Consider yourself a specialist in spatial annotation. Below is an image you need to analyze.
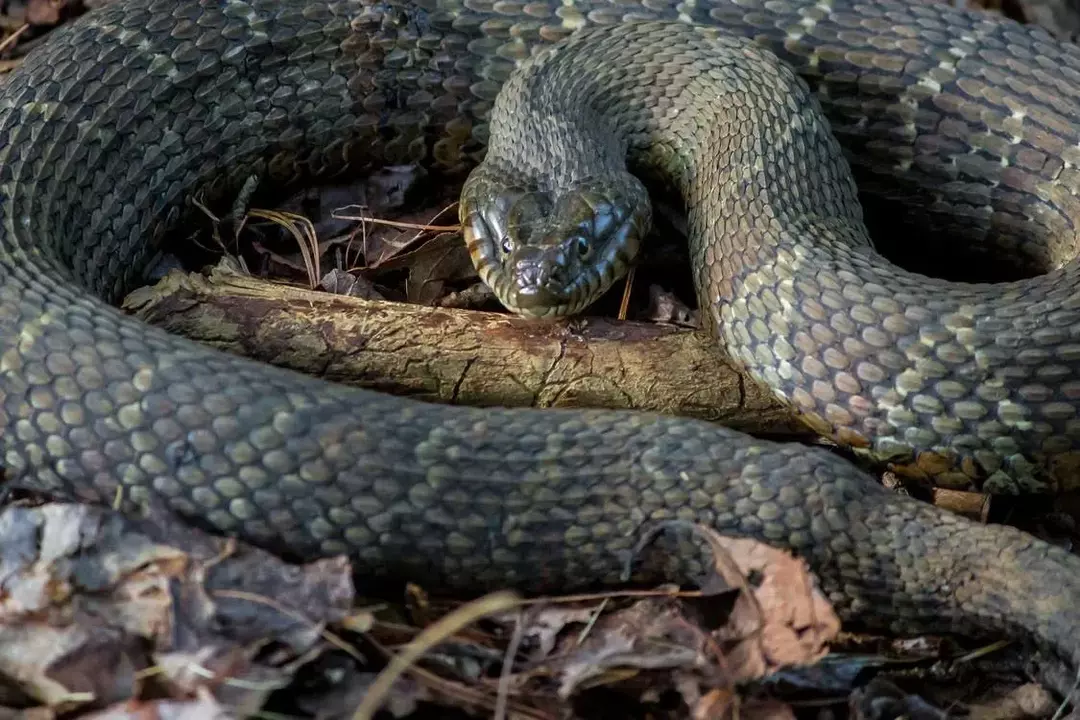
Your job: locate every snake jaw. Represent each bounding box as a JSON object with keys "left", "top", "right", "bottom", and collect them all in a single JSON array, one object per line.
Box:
[{"left": 461, "top": 174, "right": 650, "bottom": 318}]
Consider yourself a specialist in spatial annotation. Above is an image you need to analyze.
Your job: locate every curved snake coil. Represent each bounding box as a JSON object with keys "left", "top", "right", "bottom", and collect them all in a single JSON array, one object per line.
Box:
[{"left": 1, "top": 0, "right": 1080, "bottom": 690}]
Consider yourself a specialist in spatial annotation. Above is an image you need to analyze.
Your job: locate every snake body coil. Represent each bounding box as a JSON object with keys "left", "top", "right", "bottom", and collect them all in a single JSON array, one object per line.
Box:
[{"left": 3, "top": 0, "right": 1080, "bottom": 683}]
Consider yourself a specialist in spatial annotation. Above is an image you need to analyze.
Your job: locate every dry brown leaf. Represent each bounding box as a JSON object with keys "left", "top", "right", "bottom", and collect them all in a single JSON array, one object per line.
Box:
[
  {"left": 645, "top": 283, "right": 698, "bottom": 327},
  {"left": 335, "top": 201, "right": 457, "bottom": 269},
  {"left": 517, "top": 606, "right": 599, "bottom": 660},
  {"left": 437, "top": 282, "right": 496, "bottom": 310},
  {"left": 26, "top": 0, "right": 68, "bottom": 26},
  {"left": 535, "top": 524, "right": 839, "bottom": 711},
  {"left": 689, "top": 526, "right": 840, "bottom": 682},
  {"left": 551, "top": 596, "right": 706, "bottom": 697},
  {"left": 320, "top": 267, "right": 384, "bottom": 299},
  {"left": 373, "top": 231, "right": 477, "bottom": 304},
  {"left": 0, "top": 502, "right": 354, "bottom": 714}
]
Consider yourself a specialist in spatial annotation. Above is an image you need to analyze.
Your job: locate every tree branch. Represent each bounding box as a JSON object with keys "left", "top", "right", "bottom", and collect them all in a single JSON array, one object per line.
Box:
[{"left": 124, "top": 264, "right": 806, "bottom": 438}]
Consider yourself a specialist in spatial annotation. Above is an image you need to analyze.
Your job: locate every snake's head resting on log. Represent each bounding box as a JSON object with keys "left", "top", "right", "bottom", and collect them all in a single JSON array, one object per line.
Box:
[
  {"left": 460, "top": 175, "right": 649, "bottom": 317},
  {"left": 459, "top": 41, "right": 653, "bottom": 318},
  {"left": 457, "top": 18, "right": 1080, "bottom": 497}
]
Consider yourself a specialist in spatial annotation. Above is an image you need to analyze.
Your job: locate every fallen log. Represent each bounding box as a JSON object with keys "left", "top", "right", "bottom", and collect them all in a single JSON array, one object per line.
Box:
[{"left": 124, "top": 264, "right": 806, "bottom": 438}]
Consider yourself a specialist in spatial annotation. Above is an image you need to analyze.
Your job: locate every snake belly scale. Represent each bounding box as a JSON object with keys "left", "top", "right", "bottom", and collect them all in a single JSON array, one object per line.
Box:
[{"left": 3, "top": 0, "right": 1080, "bottom": 679}]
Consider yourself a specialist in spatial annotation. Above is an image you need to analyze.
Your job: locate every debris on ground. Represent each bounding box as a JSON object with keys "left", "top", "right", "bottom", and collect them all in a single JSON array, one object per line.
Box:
[
  {"left": 347, "top": 523, "right": 844, "bottom": 719},
  {"left": 968, "top": 683, "right": 1058, "bottom": 720},
  {"left": 0, "top": 505, "right": 905, "bottom": 719},
  {"left": 0, "top": 500, "right": 354, "bottom": 717}
]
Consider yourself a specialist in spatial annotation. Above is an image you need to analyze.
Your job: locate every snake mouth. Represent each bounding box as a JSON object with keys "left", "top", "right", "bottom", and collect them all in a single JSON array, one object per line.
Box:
[
  {"left": 460, "top": 177, "right": 650, "bottom": 318},
  {"left": 507, "top": 281, "right": 573, "bottom": 317},
  {"left": 464, "top": 203, "right": 643, "bottom": 318}
]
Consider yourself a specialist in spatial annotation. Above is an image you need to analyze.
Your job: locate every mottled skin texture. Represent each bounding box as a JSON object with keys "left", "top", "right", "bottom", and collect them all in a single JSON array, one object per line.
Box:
[
  {"left": 1, "top": 0, "right": 1080, "bottom": 690},
  {"left": 463, "top": 13, "right": 1080, "bottom": 497}
]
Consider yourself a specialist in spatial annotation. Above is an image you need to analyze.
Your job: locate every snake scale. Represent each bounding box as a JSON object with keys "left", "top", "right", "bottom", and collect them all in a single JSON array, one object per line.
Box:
[{"left": 3, "top": 0, "right": 1080, "bottom": 689}]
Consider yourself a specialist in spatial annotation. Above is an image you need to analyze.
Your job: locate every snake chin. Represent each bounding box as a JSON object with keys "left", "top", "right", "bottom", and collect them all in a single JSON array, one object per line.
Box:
[{"left": 460, "top": 174, "right": 650, "bottom": 318}]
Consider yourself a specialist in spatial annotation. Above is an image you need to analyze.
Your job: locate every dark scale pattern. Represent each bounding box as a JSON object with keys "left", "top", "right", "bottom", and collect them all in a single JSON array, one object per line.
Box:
[
  {"left": 462, "top": 12, "right": 1080, "bottom": 495},
  {"left": 2, "top": 0, "right": 1080, "bottom": 686}
]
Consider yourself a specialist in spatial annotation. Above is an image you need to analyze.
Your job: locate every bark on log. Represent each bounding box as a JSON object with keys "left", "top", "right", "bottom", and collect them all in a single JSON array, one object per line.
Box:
[{"left": 124, "top": 264, "right": 806, "bottom": 438}]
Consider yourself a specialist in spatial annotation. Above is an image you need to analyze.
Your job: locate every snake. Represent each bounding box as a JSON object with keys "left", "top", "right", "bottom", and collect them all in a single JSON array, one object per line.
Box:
[{"left": 2, "top": 0, "right": 1080, "bottom": 694}]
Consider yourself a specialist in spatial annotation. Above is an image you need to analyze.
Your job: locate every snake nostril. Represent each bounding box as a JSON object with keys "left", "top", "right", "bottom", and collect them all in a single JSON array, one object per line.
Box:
[
  {"left": 511, "top": 259, "right": 546, "bottom": 287},
  {"left": 515, "top": 265, "right": 542, "bottom": 287},
  {"left": 511, "top": 247, "right": 560, "bottom": 288}
]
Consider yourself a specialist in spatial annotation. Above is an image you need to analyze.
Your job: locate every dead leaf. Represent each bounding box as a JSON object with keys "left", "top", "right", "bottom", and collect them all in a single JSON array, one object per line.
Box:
[
  {"left": 437, "top": 282, "right": 496, "bottom": 310},
  {"left": 757, "top": 653, "right": 889, "bottom": 695},
  {"left": 551, "top": 596, "right": 705, "bottom": 697},
  {"left": 528, "top": 523, "right": 841, "bottom": 710},
  {"left": 517, "top": 606, "right": 599, "bottom": 660},
  {"left": 630, "top": 522, "right": 840, "bottom": 684},
  {"left": 334, "top": 201, "right": 457, "bottom": 270},
  {"left": 688, "top": 525, "right": 841, "bottom": 682},
  {"left": 293, "top": 661, "right": 429, "bottom": 720},
  {"left": 374, "top": 231, "right": 477, "bottom": 305},
  {"left": 320, "top": 268, "right": 384, "bottom": 299},
  {"left": 0, "top": 502, "right": 354, "bottom": 714},
  {"left": 646, "top": 284, "right": 698, "bottom": 328},
  {"left": 968, "top": 682, "right": 1057, "bottom": 720},
  {"left": 26, "top": 0, "right": 68, "bottom": 26}
]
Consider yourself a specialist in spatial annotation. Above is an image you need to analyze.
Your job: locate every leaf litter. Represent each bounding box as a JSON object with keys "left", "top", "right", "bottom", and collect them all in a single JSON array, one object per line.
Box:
[
  {"left": 0, "top": 493, "right": 935, "bottom": 719},
  {"left": 0, "top": 1, "right": 1078, "bottom": 718},
  {"left": 0, "top": 497, "right": 355, "bottom": 717}
]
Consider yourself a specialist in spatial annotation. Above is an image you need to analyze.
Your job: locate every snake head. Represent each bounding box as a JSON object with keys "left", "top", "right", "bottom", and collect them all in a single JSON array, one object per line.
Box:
[{"left": 461, "top": 172, "right": 651, "bottom": 318}]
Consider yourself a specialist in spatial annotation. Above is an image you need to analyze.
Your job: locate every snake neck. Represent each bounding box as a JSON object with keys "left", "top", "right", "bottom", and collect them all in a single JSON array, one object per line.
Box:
[{"left": 466, "top": 18, "right": 1080, "bottom": 494}]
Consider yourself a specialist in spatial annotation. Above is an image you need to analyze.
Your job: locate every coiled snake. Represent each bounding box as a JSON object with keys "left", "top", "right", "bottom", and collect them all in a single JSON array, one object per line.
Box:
[{"left": 2, "top": 0, "right": 1080, "bottom": 689}]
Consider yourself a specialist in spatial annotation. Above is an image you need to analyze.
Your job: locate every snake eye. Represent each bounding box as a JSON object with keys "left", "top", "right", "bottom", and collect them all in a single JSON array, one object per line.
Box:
[
  {"left": 573, "top": 235, "right": 591, "bottom": 259},
  {"left": 501, "top": 237, "right": 513, "bottom": 255}
]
